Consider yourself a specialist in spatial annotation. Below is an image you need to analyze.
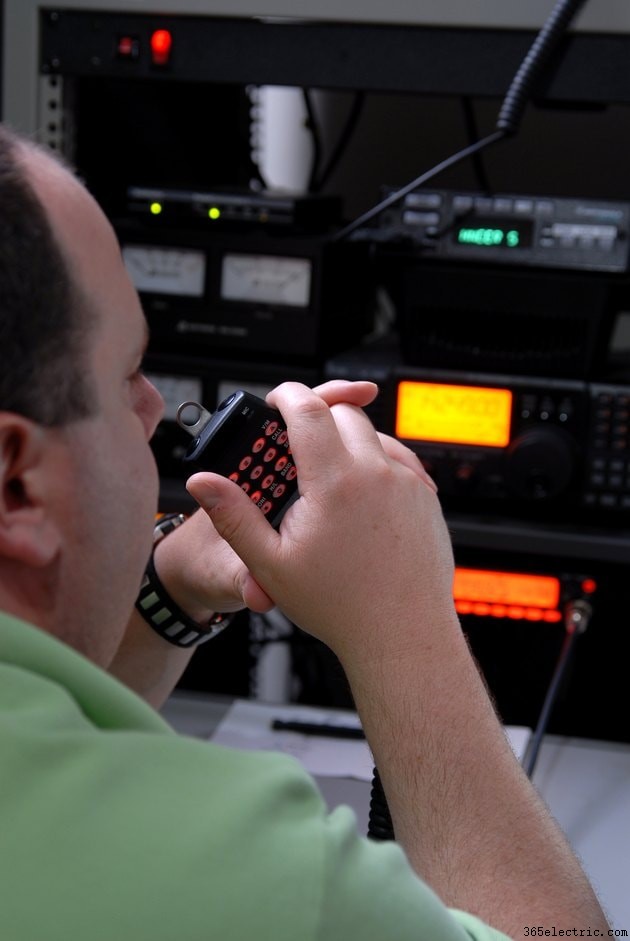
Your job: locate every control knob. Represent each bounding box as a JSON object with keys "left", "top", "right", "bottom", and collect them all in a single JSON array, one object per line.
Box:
[{"left": 505, "top": 426, "right": 575, "bottom": 501}]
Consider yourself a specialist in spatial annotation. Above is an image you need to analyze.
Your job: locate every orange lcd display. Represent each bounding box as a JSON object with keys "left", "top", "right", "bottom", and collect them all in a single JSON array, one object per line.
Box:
[
  {"left": 396, "top": 381, "right": 513, "bottom": 448},
  {"left": 453, "top": 568, "right": 561, "bottom": 610}
]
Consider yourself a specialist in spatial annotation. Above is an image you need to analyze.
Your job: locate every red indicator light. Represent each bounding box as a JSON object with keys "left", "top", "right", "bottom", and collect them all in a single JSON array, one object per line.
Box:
[
  {"left": 581, "top": 578, "right": 597, "bottom": 595},
  {"left": 117, "top": 35, "right": 139, "bottom": 60},
  {"left": 150, "top": 29, "right": 173, "bottom": 66}
]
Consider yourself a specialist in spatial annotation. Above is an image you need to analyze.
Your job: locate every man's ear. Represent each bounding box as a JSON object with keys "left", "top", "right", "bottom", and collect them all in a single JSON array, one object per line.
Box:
[{"left": 0, "top": 413, "right": 62, "bottom": 567}]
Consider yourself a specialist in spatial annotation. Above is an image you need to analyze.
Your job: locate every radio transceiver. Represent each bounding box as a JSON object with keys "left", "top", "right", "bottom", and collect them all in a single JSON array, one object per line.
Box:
[
  {"left": 326, "top": 348, "right": 630, "bottom": 523},
  {"left": 392, "top": 369, "right": 630, "bottom": 521}
]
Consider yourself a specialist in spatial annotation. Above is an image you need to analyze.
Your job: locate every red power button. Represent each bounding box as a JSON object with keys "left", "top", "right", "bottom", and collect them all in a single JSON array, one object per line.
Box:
[{"left": 150, "top": 29, "right": 173, "bottom": 66}]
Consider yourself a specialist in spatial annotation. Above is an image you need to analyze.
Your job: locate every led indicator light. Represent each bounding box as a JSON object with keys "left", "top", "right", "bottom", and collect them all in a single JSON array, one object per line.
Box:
[
  {"left": 150, "top": 29, "right": 173, "bottom": 66},
  {"left": 117, "top": 36, "right": 139, "bottom": 60},
  {"left": 208, "top": 206, "right": 221, "bottom": 220},
  {"left": 149, "top": 202, "right": 163, "bottom": 215},
  {"left": 581, "top": 578, "right": 597, "bottom": 595}
]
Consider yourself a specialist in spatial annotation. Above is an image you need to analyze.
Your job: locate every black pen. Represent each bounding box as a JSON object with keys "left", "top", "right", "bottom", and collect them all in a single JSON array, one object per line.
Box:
[{"left": 271, "top": 719, "right": 366, "bottom": 740}]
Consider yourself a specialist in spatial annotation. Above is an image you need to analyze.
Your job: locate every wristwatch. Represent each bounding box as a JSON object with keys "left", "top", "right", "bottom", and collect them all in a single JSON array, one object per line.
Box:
[{"left": 135, "top": 513, "right": 234, "bottom": 648}]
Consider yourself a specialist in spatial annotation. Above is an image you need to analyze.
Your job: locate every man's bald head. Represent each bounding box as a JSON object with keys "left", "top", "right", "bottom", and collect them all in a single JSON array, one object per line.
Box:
[{"left": 0, "top": 124, "right": 96, "bottom": 425}]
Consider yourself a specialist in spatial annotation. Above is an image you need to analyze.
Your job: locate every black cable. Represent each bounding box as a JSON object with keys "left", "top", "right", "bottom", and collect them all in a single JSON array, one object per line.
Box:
[
  {"left": 521, "top": 599, "right": 592, "bottom": 779},
  {"left": 333, "top": 0, "right": 588, "bottom": 242},
  {"left": 314, "top": 92, "right": 366, "bottom": 192},
  {"left": 333, "top": 129, "right": 506, "bottom": 241},
  {"left": 497, "top": 0, "right": 588, "bottom": 135},
  {"left": 302, "top": 89, "right": 323, "bottom": 194},
  {"left": 367, "top": 766, "right": 395, "bottom": 841},
  {"left": 461, "top": 97, "right": 492, "bottom": 195}
]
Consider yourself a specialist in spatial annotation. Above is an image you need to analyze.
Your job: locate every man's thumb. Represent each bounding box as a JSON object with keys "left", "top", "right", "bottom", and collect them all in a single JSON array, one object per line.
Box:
[{"left": 186, "top": 472, "right": 279, "bottom": 569}]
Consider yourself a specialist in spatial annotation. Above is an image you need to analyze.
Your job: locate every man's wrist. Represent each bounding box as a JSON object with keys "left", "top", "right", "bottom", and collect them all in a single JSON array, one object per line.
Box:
[{"left": 135, "top": 513, "right": 234, "bottom": 648}]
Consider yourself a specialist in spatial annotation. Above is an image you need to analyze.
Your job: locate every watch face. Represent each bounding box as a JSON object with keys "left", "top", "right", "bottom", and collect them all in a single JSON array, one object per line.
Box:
[
  {"left": 122, "top": 244, "right": 206, "bottom": 297},
  {"left": 220, "top": 253, "right": 312, "bottom": 307}
]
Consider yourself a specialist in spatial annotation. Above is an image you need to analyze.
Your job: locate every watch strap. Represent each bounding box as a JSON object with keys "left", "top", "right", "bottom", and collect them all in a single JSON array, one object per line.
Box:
[{"left": 135, "top": 513, "right": 234, "bottom": 647}]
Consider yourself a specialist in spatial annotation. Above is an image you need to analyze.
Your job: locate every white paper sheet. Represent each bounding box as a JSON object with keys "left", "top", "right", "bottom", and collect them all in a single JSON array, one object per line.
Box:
[{"left": 209, "top": 698, "right": 531, "bottom": 783}]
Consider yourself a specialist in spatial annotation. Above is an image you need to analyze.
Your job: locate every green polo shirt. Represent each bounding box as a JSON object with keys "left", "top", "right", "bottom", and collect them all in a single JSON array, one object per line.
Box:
[{"left": 0, "top": 611, "right": 510, "bottom": 940}]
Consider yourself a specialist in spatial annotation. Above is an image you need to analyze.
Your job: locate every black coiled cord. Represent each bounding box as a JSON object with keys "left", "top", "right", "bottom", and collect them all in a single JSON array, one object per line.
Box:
[
  {"left": 497, "top": 0, "right": 588, "bottom": 135},
  {"left": 334, "top": 0, "right": 589, "bottom": 242},
  {"left": 367, "top": 766, "right": 395, "bottom": 841}
]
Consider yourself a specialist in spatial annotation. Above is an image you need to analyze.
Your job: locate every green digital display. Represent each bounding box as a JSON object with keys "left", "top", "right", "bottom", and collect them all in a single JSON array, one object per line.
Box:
[{"left": 454, "top": 217, "right": 534, "bottom": 250}]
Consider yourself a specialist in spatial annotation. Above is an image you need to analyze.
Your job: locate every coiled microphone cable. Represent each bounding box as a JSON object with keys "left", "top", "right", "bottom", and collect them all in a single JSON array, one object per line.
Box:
[
  {"left": 367, "top": 766, "right": 395, "bottom": 841},
  {"left": 334, "top": 0, "right": 588, "bottom": 243},
  {"left": 497, "top": 0, "right": 588, "bottom": 135}
]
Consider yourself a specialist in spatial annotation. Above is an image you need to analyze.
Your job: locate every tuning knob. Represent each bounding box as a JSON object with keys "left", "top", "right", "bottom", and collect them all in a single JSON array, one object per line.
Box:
[{"left": 505, "top": 427, "right": 575, "bottom": 501}]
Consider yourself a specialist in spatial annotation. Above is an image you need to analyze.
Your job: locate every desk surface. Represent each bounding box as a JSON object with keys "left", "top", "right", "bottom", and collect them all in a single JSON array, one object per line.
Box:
[{"left": 161, "top": 691, "right": 630, "bottom": 932}]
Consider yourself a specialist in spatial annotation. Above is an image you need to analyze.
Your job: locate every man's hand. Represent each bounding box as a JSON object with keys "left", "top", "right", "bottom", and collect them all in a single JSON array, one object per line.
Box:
[
  {"left": 109, "top": 380, "right": 383, "bottom": 706},
  {"left": 156, "top": 379, "right": 383, "bottom": 625},
  {"left": 186, "top": 380, "right": 448, "bottom": 661}
]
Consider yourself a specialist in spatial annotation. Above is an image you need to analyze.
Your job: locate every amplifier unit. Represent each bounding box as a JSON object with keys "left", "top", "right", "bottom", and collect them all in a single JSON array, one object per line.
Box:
[{"left": 118, "top": 223, "right": 372, "bottom": 362}]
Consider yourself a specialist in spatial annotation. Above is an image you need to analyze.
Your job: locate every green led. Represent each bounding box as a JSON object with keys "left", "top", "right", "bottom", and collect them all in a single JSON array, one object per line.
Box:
[
  {"left": 208, "top": 206, "right": 221, "bottom": 220},
  {"left": 150, "top": 202, "right": 163, "bottom": 216},
  {"left": 458, "top": 227, "right": 504, "bottom": 246},
  {"left": 457, "top": 226, "right": 521, "bottom": 248}
]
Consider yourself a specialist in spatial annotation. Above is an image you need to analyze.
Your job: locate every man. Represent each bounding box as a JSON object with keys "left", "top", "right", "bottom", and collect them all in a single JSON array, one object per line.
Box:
[{"left": 0, "top": 122, "right": 609, "bottom": 940}]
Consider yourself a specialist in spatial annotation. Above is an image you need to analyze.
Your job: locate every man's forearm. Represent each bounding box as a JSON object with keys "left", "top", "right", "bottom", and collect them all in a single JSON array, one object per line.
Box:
[{"left": 339, "top": 610, "right": 610, "bottom": 941}]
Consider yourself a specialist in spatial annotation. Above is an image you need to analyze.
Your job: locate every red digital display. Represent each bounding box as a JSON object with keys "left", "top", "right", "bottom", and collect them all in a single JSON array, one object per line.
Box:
[{"left": 453, "top": 567, "right": 563, "bottom": 622}]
